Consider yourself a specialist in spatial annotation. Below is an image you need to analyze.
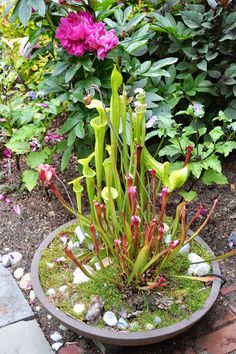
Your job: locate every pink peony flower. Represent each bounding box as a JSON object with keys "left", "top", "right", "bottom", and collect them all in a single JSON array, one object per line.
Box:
[
  {"left": 56, "top": 11, "right": 118, "bottom": 59},
  {"left": 56, "top": 12, "right": 94, "bottom": 56}
]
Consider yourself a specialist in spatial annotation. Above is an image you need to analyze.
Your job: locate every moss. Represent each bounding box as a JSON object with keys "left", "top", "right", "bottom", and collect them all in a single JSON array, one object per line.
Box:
[{"left": 39, "top": 225, "right": 212, "bottom": 331}]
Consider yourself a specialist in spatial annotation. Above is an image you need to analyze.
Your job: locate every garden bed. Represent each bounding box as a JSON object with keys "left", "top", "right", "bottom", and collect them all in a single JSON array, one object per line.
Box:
[{"left": 0, "top": 153, "right": 235, "bottom": 353}]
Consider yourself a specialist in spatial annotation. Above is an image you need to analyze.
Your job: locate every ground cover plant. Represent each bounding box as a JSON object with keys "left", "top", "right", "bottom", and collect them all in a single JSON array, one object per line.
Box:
[
  {"left": 36, "top": 67, "right": 236, "bottom": 331},
  {"left": 5, "top": 0, "right": 236, "bottom": 184}
]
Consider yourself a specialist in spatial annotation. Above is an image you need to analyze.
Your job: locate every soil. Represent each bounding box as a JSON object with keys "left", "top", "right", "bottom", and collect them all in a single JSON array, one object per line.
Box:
[{"left": 0, "top": 152, "right": 236, "bottom": 353}]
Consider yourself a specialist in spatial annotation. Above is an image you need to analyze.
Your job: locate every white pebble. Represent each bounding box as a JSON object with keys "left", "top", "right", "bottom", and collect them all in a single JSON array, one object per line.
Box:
[
  {"left": 59, "top": 324, "right": 67, "bottom": 331},
  {"left": 153, "top": 316, "right": 162, "bottom": 325},
  {"left": 73, "top": 303, "right": 85, "bottom": 315},
  {"left": 47, "top": 262, "right": 54, "bottom": 269},
  {"left": 59, "top": 285, "right": 68, "bottom": 293},
  {"left": 187, "top": 253, "right": 211, "bottom": 276},
  {"left": 74, "top": 225, "right": 86, "bottom": 243},
  {"left": 19, "top": 273, "right": 31, "bottom": 290},
  {"left": 103, "top": 311, "right": 118, "bottom": 327},
  {"left": 35, "top": 306, "right": 41, "bottom": 312},
  {"left": 73, "top": 265, "right": 93, "bottom": 284},
  {"left": 47, "top": 315, "right": 52, "bottom": 320},
  {"left": 146, "top": 323, "right": 154, "bottom": 330},
  {"left": 2, "top": 254, "right": 12, "bottom": 267},
  {"left": 50, "top": 332, "right": 62, "bottom": 341},
  {"left": 179, "top": 243, "right": 190, "bottom": 254},
  {"left": 46, "top": 288, "right": 56, "bottom": 296},
  {"left": 9, "top": 251, "right": 22, "bottom": 265},
  {"left": 52, "top": 342, "right": 63, "bottom": 351},
  {"left": 14, "top": 268, "right": 24, "bottom": 280},
  {"left": 29, "top": 290, "right": 36, "bottom": 301}
]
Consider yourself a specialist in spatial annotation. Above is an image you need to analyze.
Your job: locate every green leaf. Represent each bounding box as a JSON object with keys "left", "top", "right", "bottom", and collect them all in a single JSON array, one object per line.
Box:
[
  {"left": 19, "top": 0, "right": 32, "bottom": 26},
  {"left": 209, "top": 126, "right": 224, "bottom": 142},
  {"left": 181, "top": 11, "right": 203, "bottom": 28},
  {"left": 65, "top": 63, "right": 81, "bottom": 83},
  {"left": 26, "top": 149, "right": 51, "bottom": 168},
  {"left": 216, "top": 141, "right": 236, "bottom": 157},
  {"left": 22, "top": 170, "right": 39, "bottom": 191},
  {"left": 183, "top": 74, "right": 194, "bottom": 91},
  {"left": 31, "top": 0, "right": 46, "bottom": 17},
  {"left": 202, "top": 155, "right": 221, "bottom": 173},
  {"left": 197, "top": 60, "right": 207, "bottom": 72},
  {"left": 202, "top": 169, "right": 228, "bottom": 185},
  {"left": 61, "top": 147, "right": 73, "bottom": 171},
  {"left": 6, "top": 141, "right": 29, "bottom": 154},
  {"left": 188, "top": 162, "right": 203, "bottom": 179},
  {"left": 74, "top": 121, "right": 85, "bottom": 139},
  {"left": 179, "top": 190, "right": 197, "bottom": 202},
  {"left": 52, "top": 62, "right": 70, "bottom": 77},
  {"left": 60, "top": 118, "right": 79, "bottom": 134},
  {"left": 159, "top": 145, "right": 180, "bottom": 157}
]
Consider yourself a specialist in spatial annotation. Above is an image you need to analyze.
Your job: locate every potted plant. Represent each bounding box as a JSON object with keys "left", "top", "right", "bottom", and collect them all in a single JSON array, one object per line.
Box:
[{"left": 31, "top": 66, "right": 236, "bottom": 350}]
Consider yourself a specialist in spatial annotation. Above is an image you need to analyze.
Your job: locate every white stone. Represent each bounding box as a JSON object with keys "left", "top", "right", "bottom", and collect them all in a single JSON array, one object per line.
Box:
[
  {"left": 103, "top": 311, "right": 118, "bottom": 327},
  {"left": 153, "top": 316, "right": 162, "bottom": 325},
  {"left": 47, "top": 262, "right": 54, "bottom": 269},
  {"left": 146, "top": 323, "right": 154, "bottom": 330},
  {"left": 59, "top": 285, "right": 68, "bottom": 293},
  {"left": 0, "top": 254, "right": 2, "bottom": 262},
  {"left": 13, "top": 267, "right": 24, "bottom": 280},
  {"left": 74, "top": 225, "right": 86, "bottom": 243},
  {"left": 59, "top": 324, "right": 67, "bottom": 331},
  {"left": 50, "top": 331, "right": 62, "bottom": 341},
  {"left": 73, "top": 265, "right": 93, "bottom": 284},
  {"left": 73, "top": 303, "right": 85, "bottom": 315},
  {"left": 94, "top": 257, "right": 111, "bottom": 271},
  {"left": 163, "top": 223, "right": 169, "bottom": 232},
  {"left": 47, "top": 315, "right": 52, "bottom": 320},
  {"left": 179, "top": 243, "right": 190, "bottom": 254},
  {"left": 4, "top": 247, "right": 10, "bottom": 252},
  {"left": 187, "top": 253, "right": 211, "bottom": 276},
  {"left": 19, "top": 273, "right": 31, "bottom": 290},
  {"left": 2, "top": 254, "right": 12, "bottom": 267},
  {"left": 29, "top": 290, "right": 36, "bottom": 301},
  {"left": 117, "top": 318, "right": 129, "bottom": 330},
  {"left": 52, "top": 342, "right": 63, "bottom": 351},
  {"left": 9, "top": 251, "right": 22, "bottom": 265},
  {"left": 46, "top": 288, "right": 56, "bottom": 297},
  {"left": 35, "top": 306, "right": 41, "bottom": 312},
  {"left": 164, "top": 234, "right": 171, "bottom": 244}
]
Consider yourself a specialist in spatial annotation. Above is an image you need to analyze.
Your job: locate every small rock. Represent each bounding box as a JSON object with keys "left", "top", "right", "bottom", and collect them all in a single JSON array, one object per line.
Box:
[
  {"left": 19, "top": 273, "right": 31, "bottom": 290},
  {"left": 48, "top": 211, "right": 55, "bottom": 217},
  {"left": 85, "top": 297, "right": 104, "bottom": 323},
  {"left": 35, "top": 306, "right": 41, "bottom": 312},
  {"left": 117, "top": 317, "right": 129, "bottom": 330},
  {"left": 228, "top": 231, "right": 236, "bottom": 248},
  {"left": 127, "top": 311, "right": 142, "bottom": 319},
  {"left": 46, "top": 288, "right": 56, "bottom": 296},
  {"left": 0, "top": 255, "right": 2, "bottom": 262},
  {"left": 47, "top": 315, "right": 52, "bottom": 320},
  {"left": 50, "top": 331, "right": 62, "bottom": 341},
  {"left": 118, "top": 307, "right": 128, "bottom": 319},
  {"left": 187, "top": 253, "right": 210, "bottom": 276},
  {"left": 9, "top": 251, "right": 22, "bottom": 265},
  {"left": 153, "top": 316, "right": 162, "bottom": 325},
  {"left": 2, "top": 254, "right": 12, "bottom": 267},
  {"left": 52, "top": 342, "right": 63, "bottom": 351},
  {"left": 164, "top": 234, "right": 171, "bottom": 244},
  {"left": 73, "top": 303, "right": 85, "bottom": 315},
  {"left": 13, "top": 267, "right": 24, "bottom": 280},
  {"left": 59, "top": 324, "right": 67, "bottom": 331},
  {"left": 179, "top": 243, "right": 190, "bottom": 254},
  {"left": 54, "top": 257, "right": 66, "bottom": 263},
  {"left": 103, "top": 311, "right": 118, "bottom": 327},
  {"left": 59, "top": 285, "right": 68, "bottom": 293},
  {"left": 74, "top": 225, "right": 86, "bottom": 243},
  {"left": 4, "top": 247, "right": 10, "bottom": 252},
  {"left": 73, "top": 265, "right": 93, "bottom": 284},
  {"left": 130, "top": 321, "right": 140, "bottom": 331},
  {"left": 47, "top": 262, "right": 54, "bottom": 269},
  {"left": 146, "top": 323, "right": 154, "bottom": 330},
  {"left": 94, "top": 257, "right": 111, "bottom": 271},
  {"left": 163, "top": 223, "right": 169, "bottom": 232},
  {"left": 29, "top": 290, "right": 36, "bottom": 301}
]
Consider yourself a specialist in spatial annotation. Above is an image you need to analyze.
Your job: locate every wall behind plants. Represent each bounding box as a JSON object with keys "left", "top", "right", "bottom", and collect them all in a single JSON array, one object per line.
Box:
[{"left": 3, "top": 0, "right": 236, "bottom": 192}]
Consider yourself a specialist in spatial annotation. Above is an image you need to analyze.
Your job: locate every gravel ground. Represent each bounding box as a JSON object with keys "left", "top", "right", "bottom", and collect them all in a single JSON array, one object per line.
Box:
[{"left": 0, "top": 153, "right": 236, "bottom": 353}]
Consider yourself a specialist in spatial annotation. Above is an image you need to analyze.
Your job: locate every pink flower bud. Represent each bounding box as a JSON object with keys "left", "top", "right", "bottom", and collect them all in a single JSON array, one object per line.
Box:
[
  {"left": 37, "top": 164, "right": 55, "bottom": 186},
  {"left": 131, "top": 215, "right": 141, "bottom": 226},
  {"left": 184, "top": 145, "right": 193, "bottom": 166}
]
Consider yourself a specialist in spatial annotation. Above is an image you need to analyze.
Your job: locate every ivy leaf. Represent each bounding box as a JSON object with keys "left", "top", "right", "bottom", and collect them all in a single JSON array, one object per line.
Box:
[
  {"left": 26, "top": 149, "right": 51, "bottom": 168},
  {"left": 202, "top": 155, "right": 221, "bottom": 173},
  {"left": 179, "top": 190, "right": 197, "bottom": 202},
  {"left": 188, "top": 162, "right": 203, "bottom": 179},
  {"left": 202, "top": 169, "right": 228, "bottom": 185},
  {"left": 22, "top": 170, "right": 39, "bottom": 191}
]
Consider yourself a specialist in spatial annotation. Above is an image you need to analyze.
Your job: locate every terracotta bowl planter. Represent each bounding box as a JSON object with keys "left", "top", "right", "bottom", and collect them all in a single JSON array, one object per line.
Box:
[{"left": 31, "top": 220, "right": 222, "bottom": 347}]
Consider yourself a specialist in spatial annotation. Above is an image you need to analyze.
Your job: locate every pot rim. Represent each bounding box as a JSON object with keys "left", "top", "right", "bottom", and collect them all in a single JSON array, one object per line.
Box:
[{"left": 31, "top": 219, "right": 222, "bottom": 346}]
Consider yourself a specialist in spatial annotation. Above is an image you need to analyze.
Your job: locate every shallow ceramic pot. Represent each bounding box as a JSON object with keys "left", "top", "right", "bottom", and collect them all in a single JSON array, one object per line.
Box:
[{"left": 31, "top": 220, "right": 222, "bottom": 347}]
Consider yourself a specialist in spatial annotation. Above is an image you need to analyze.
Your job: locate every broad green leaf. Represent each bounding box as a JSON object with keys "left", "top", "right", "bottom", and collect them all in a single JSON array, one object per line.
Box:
[
  {"left": 19, "top": 0, "right": 32, "bottom": 26},
  {"left": 202, "top": 169, "right": 228, "bottom": 185},
  {"left": 26, "top": 149, "right": 51, "bottom": 168},
  {"left": 65, "top": 63, "right": 81, "bottom": 83},
  {"left": 22, "top": 170, "right": 39, "bottom": 191},
  {"left": 61, "top": 147, "right": 73, "bottom": 171},
  {"left": 183, "top": 74, "right": 194, "bottom": 92},
  {"left": 31, "top": 0, "right": 46, "bottom": 17},
  {"left": 209, "top": 126, "right": 224, "bottom": 142},
  {"left": 60, "top": 118, "right": 79, "bottom": 134},
  {"left": 197, "top": 60, "right": 207, "bottom": 72},
  {"left": 181, "top": 11, "right": 203, "bottom": 28},
  {"left": 188, "top": 162, "right": 203, "bottom": 179},
  {"left": 202, "top": 155, "right": 221, "bottom": 173},
  {"left": 74, "top": 121, "right": 85, "bottom": 139},
  {"left": 216, "top": 141, "right": 236, "bottom": 157},
  {"left": 179, "top": 190, "right": 197, "bottom": 202}
]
